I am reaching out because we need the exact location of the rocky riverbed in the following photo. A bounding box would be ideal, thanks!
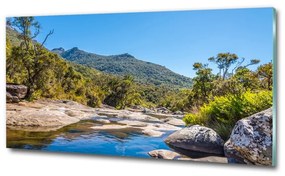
[6,98,273,165]
[6,99,184,135]
[6,99,228,163]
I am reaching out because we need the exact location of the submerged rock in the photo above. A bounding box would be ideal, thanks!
[224,108,273,166]
[165,125,224,155]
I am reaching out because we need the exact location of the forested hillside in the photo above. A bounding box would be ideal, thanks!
[6,19,185,109]
[55,47,192,88]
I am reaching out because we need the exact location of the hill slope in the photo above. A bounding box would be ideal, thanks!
[6,26,22,46]
[54,47,192,88]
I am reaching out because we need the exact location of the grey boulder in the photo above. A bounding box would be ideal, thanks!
[224,108,273,166]
[6,84,28,99]
[165,125,224,155]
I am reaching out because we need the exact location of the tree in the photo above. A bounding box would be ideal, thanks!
[244,59,260,68]
[104,75,141,109]
[232,67,259,90]
[209,52,239,80]
[257,62,273,90]
[192,62,214,104]
[8,17,54,98]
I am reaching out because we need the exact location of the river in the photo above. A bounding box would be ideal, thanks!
[7,120,174,158]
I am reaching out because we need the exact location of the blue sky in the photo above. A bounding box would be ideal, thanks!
[35,8,274,78]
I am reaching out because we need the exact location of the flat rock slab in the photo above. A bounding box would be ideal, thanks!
[6,100,97,129]
[177,156,228,163]
[91,121,181,137]
[148,149,182,160]
[91,124,131,130]
[148,149,228,163]
[7,99,183,136]
[162,117,185,126]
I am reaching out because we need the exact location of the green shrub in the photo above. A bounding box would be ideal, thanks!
[183,90,272,139]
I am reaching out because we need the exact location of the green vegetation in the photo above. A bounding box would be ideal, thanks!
[56,47,193,88]
[6,17,182,109]
[183,54,273,139]
[184,90,272,139]
[7,17,105,106]
[6,17,273,139]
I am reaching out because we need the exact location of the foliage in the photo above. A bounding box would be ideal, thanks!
[257,63,273,90]
[58,47,193,88]
[104,75,142,109]
[191,63,215,104]
[6,16,273,127]
[208,52,239,80]
[183,90,273,139]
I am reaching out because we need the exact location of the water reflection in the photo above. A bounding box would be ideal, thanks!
[7,120,172,158]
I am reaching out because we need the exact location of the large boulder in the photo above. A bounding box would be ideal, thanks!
[165,125,225,155]
[224,108,273,166]
[6,84,28,103]
[6,92,19,103]
[6,84,28,99]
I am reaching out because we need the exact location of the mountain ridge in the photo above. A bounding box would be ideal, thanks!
[54,47,192,88]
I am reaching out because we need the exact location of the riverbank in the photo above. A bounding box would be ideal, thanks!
[7,99,272,165]
[6,99,184,135]
[6,99,228,163]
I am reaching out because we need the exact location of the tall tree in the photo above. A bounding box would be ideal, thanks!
[8,17,54,98]
[208,52,239,80]
[192,62,214,104]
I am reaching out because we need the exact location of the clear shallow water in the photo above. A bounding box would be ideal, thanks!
[7,120,173,158]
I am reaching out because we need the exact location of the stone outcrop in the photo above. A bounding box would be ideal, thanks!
[224,108,273,166]
[6,84,28,103]
[165,125,225,155]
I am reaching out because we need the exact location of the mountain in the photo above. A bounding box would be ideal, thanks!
[51,47,65,55]
[6,26,22,46]
[54,47,192,88]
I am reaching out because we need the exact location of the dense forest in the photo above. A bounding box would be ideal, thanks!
[6,17,273,139]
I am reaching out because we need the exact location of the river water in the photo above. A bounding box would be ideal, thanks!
[7,120,174,158]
